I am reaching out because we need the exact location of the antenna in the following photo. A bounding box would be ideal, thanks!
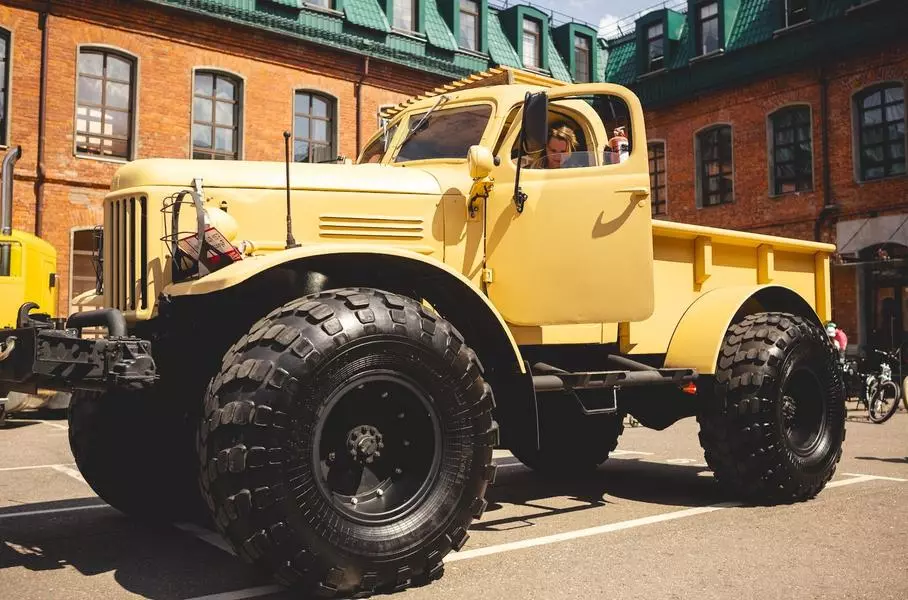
[283,131,299,249]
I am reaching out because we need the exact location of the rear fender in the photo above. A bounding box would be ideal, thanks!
[663,284,823,375]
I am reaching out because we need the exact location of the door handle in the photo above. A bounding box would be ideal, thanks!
[616,187,650,196]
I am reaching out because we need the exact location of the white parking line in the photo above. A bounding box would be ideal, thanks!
[42,421,69,431]
[842,472,908,482]
[175,522,237,556]
[0,503,112,520]
[182,584,287,600]
[51,464,87,484]
[445,474,883,563]
[0,463,77,472]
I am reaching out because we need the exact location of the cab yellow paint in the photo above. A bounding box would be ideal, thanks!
[99,68,834,377]
[0,230,57,328]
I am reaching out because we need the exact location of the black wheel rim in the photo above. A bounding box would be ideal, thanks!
[780,367,826,455]
[312,371,442,525]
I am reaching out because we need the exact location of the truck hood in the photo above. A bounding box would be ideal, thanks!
[110,158,442,196]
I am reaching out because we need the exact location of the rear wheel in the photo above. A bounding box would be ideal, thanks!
[68,388,204,520]
[697,312,845,503]
[868,380,899,424]
[510,391,624,475]
[198,288,496,597]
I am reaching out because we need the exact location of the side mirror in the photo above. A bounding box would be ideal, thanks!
[467,145,499,180]
[521,91,549,154]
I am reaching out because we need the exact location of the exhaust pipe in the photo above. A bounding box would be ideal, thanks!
[1,146,22,236]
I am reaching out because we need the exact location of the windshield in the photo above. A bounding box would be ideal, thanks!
[359,123,399,164]
[394,104,492,163]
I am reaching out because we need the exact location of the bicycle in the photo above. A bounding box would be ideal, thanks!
[840,347,901,424]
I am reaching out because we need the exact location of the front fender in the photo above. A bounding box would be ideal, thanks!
[163,244,526,373]
[663,284,823,375]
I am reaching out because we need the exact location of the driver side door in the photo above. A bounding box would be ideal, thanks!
[484,84,655,326]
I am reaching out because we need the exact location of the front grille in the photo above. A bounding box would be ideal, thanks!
[107,196,148,312]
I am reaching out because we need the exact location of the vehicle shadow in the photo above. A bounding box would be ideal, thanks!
[854,455,908,464]
[0,498,274,600]
[478,457,724,531]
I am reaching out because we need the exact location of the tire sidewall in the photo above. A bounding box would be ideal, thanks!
[285,335,484,559]
[772,330,844,479]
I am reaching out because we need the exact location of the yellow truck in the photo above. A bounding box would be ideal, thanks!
[0,146,58,424]
[0,68,845,597]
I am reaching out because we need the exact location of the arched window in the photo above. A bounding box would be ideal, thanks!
[293,91,336,163]
[696,125,733,207]
[769,105,812,195]
[75,48,136,159]
[854,83,905,181]
[192,70,242,160]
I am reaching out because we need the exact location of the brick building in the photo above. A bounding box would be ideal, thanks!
[0,0,602,315]
[601,0,907,357]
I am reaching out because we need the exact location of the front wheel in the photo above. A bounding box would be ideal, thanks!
[868,380,900,424]
[198,289,497,597]
[697,312,846,504]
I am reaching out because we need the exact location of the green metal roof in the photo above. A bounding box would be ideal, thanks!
[424,0,459,51]
[343,0,390,33]
[487,7,523,68]
[545,26,572,82]
[604,0,904,107]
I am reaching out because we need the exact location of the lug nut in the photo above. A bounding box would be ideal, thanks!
[376,489,384,497]
[394,468,403,475]
[397,412,405,419]
[327,452,336,464]
[351,497,358,506]
[403,440,410,447]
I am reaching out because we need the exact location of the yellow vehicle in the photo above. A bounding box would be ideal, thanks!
[0,147,58,329]
[0,68,845,597]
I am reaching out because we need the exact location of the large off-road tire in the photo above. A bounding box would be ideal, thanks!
[68,388,205,520]
[198,288,496,597]
[697,312,846,504]
[510,391,624,475]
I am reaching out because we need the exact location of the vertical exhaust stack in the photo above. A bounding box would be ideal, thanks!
[1,146,22,236]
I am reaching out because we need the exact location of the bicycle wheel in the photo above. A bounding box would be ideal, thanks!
[868,381,900,424]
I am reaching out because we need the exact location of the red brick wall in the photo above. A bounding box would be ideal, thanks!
[0,0,447,313]
[644,39,908,240]
[643,38,908,351]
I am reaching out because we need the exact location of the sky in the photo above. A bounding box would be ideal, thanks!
[511,0,682,38]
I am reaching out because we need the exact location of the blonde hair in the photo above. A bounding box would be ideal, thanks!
[548,125,577,151]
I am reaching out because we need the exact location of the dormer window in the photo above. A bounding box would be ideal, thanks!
[307,0,334,8]
[697,2,720,55]
[523,18,541,69]
[784,0,809,27]
[574,35,591,82]
[393,0,417,32]
[460,0,480,51]
[647,23,665,71]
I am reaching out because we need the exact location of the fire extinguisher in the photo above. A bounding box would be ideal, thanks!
[608,126,629,163]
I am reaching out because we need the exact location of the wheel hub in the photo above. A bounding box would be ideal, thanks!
[347,425,384,464]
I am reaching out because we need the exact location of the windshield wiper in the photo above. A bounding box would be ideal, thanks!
[396,95,449,150]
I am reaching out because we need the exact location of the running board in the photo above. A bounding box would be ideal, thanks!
[532,368,697,393]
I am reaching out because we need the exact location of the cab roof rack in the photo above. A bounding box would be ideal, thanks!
[380,66,567,120]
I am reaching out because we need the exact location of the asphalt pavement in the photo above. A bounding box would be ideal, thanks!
[1,405,906,600]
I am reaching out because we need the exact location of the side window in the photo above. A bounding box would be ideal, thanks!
[513,94,634,170]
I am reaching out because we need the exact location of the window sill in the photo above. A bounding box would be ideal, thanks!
[301,3,343,18]
[856,172,907,185]
[457,47,489,60]
[637,67,667,81]
[696,200,734,209]
[390,28,427,42]
[689,48,724,64]
[74,153,129,165]
[846,0,884,14]
[769,187,815,199]
[773,19,813,38]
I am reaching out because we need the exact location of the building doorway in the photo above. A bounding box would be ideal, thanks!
[859,243,907,367]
